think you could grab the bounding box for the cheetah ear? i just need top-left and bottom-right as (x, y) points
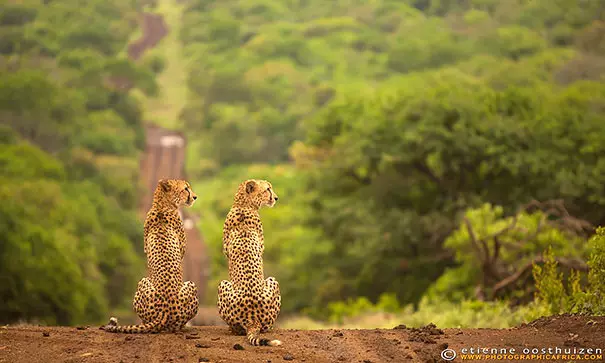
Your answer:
(245, 180), (256, 194)
(159, 179), (171, 192)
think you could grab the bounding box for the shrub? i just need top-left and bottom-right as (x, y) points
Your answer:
(533, 228), (605, 315)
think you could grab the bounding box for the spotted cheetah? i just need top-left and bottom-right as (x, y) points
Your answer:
(103, 179), (199, 333)
(217, 179), (282, 346)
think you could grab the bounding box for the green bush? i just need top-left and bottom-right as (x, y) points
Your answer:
(491, 26), (548, 60)
(431, 203), (589, 303)
(144, 53), (167, 74)
(533, 228), (605, 315)
(325, 293), (401, 324)
(282, 296), (541, 330)
(0, 5), (37, 26)
(0, 143), (143, 325)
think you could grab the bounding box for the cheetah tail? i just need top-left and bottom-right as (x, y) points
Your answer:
(246, 325), (282, 347)
(102, 310), (168, 334)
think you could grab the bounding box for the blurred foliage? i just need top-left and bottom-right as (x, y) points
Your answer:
(179, 0), (605, 175)
(179, 0), (605, 321)
(0, 0), (154, 325)
(325, 293), (401, 325)
(293, 78), (605, 316)
(426, 203), (592, 305)
(3, 0), (605, 326)
(533, 228), (605, 315)
(281, 296), (542, 330)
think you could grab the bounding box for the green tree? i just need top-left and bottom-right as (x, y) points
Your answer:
(0, 140), (142, 325)
(291, 72), (605, 312)
(428, 202), (591, 304)
(0, 0), (150, 325)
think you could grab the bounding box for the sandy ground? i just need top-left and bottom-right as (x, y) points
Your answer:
(1, 314), (603, 363)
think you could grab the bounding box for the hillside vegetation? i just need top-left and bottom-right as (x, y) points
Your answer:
(177, 0), (605, 324)
(1, 0), (605, 328)
(0, 0), (158, 324)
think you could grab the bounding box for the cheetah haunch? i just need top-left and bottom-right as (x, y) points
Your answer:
(103, 179), (199, 333)
(217, 179), (282, 346)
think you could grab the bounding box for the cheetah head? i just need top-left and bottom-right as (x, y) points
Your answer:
(235, 179), (278, 209)
(155, 179), (197, 209)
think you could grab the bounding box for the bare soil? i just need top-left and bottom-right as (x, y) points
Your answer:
(1, 314), (603, 363)
(128, 12), (168, 60)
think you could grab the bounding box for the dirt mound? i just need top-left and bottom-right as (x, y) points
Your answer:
(407, 323), (444, 344)
(520, 313), (600, 332)
(128, 12), (168, 60)
(1, 315), (603, 363)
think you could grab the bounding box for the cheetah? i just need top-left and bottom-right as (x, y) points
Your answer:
(217, 179), (282, 346)
(103, 179), (199, 333)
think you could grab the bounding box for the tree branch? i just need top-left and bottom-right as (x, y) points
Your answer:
(412, 161), (449, 192)
(461, 199), (594, 301)
(344, 170), (371, 185)
(463, 217), (485, 261)
(491, 256), (589, 298)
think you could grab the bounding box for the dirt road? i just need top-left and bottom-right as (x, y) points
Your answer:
(1, 314), (603, 363)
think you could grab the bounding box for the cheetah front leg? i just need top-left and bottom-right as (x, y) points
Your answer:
(173, 281), (199, 331)
(218, 280), (245, 335)
(243, 278), (282, 347)
(133, 277), (160, 324)
(261, 277), (281, 332)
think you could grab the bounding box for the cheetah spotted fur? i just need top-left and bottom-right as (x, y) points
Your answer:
(103, 179), (199, 333)
(217, 179), (282, 346)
